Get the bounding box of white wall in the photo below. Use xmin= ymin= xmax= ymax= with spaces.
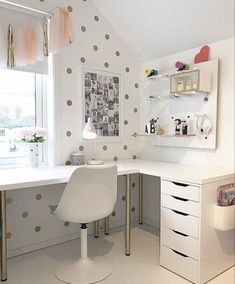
xmin=4 ymin=0 xmax=141 ymax=257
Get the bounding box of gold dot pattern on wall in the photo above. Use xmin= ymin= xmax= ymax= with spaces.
xmin=132 ymin=182 xmax=136 ymax=188
xmin=81 ymin=26 xmax=86 ymax=32
xmin=105 ymin=34 xmax=110 ymax=40
xmin=111 ymin=211 xmax=116 ymax=217
xmin=135 ymin=83 xmax=139 ymax=88
xmin=104 ymin=62 xmax=109 ymax=68
xmin=36 ymin=194 xmax=42 ymax=201
xmin=79 ymin=145 xmax=84 ymax=151
xmin=124 ymin=120 xmax=128 ymax=125
xmin=113 ymin=156 xmax=118 ymax=161
xmin=67 ymin=6 xmax=73 ymax=12
xmin=123 ymin=145 xmax=128 ymax=150
xmin=22 ymin=212 xmax=29 ymax=218
xmin=115 ymin=51 xmax=120 ymax=56
xmin=65 ymin=161 xmax=71 ymax=165
xmin=131 ymin=207 xmax=135 ymax=212
xmin=134 ymin=108 xmax=138 ymax=113
xmin=6 ymin=197 xmax=12 ymax=204
xmin=67 ymin=68 xmax=72 ymax=74
xmin=125 ymin=67 xmax=130 ymax=73
xmin=125 ymin=94 xmax=129 ymax=100
xmin=94 ymin=16 xmax=99 ymax=22
xmin=122 ymin=196 xmax=126 ymax=201
xmin=6 ymin=232 xmax=11 ymax=239
xmin=103 ymin=145 xmax=107 ymax=151
xmin=133 ymin=155 xmax=137 ymax=160
xmin=93 ymin=45 xmax=98 ymax=51
xmin=66 ymin=131 xmax=72 ymax=137
xmin=64 ymin=222 xmax=70 ymax=227
xmin=35 ymin=226 xmax=41 ymax=233
xmin=67 ymin=100 xmax=72 ymax=106
xmin=80 ymin=57 xmax=86 ymax=63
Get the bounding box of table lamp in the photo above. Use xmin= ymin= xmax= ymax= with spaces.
xmin=82 ymin=117 xmax=103 ymax=165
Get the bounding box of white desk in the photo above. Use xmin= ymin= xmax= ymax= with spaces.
xmin=0 ymin=159 xmax=234 ymax=283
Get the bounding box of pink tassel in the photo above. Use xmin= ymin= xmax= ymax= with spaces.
xmin=25 ymin=25 xmax=36 ymax=64
xmin=60 ymin=8 xmax=73 ymax=44
xmin=15 ymin=26 xmax=27 ymax=66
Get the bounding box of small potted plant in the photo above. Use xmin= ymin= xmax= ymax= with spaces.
xmin=14 ymin=127 xmax=46 ymax=167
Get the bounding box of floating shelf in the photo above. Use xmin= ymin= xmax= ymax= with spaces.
xmin=144 ymin=73 xmax=170 ymax=82
xmin=132 ymin=133 xmax=196 ymax=138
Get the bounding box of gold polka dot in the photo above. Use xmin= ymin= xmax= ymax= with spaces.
xmin=66 ymin=131 xmax=71 ymax=137
xmin=64 ymin=222 xmax=70 ymax=227
xmin=103 ymin=145 xmax=107 ymax=151
xmin=134 ymin=108 xmax=138 ymax=113
xmin=80 ymin=57 xmax=86 ymax=63
xmin=113 ymin=156 xmax=118 ymax=161
xmin=6 ymin=197 xmax=12 ymax=204
xmin=122 ymin=196 xmax=126 ymax=201
xmin=124 ymin=120 xmax=128 ymax=125
xmin=112 ymin=211 xmax=116 ymax=217
xmin=125 ymin=67 xmax=130 ymax=72
xmin=81 ymin=26 xmax=86 ymax=32
xmin=125 ymin=94 xmax=129 ymax=100
xmin=131 ymin=207 xmax=135 ymax=212
xmin=67 ymin=68 xmax=72 ymax=74
xmin=93 ymin=45 xmax=98 ymax=51
xmin=35 ymin=226 xmax=41 ymax=233
xmin=67 ymin=100 xmax=72 ymax=106
xmin=135 ymin=83 xmax=139 ymax=88
xmin=105 ymin=34 xmax=110 ymax=40
xmin=22 ymin=212 xmax=28 ymax=218
xmin=115 ymin=51 xmax=120 ymax=56
xmin=132 ymin=182 xmax=136 ymax=188
xmin=6 ymin=232 xmax=11 ymax=239
xmin=104 ymin=62 xmax=109 ymax=68
xmin=67 ymin=6 xmax=73 ymax=12
xmin=133 ymin=155 xmax=137 ymax=160
xmin=94 ymin=16 xmax=99 ymax=22
xmin=79 ymin=145 xmax=84 ymax=151
xmin=123 ymin=145 xmax=128 ymax=150
xmin=65 ymin=161 xmax=71 ymax=165
xmin=36 ymin=194 xmax=42 ymax=201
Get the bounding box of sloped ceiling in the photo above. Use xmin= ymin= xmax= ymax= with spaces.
xmin=93 ymin=0 xmax=234 ymax=60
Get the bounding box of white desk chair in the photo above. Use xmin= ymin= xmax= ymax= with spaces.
xmin=53 ymin=165 xmax=117 ymax=284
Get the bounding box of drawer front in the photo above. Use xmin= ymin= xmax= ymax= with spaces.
xmin=160 ymin=245 xmax=199 ymax=283
xmin=161 ymin=227 xmax=199 ymax=260
xmin=162 ymin=194 xmax=200 ymax=217
xmin=161 ymin=207 xmax=199 ymax=238
xmin=161 ymin=179 xmax=200 ymax=202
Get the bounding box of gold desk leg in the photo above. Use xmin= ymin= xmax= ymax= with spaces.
xmin=104 ymin=216 xmax=110 ymax=235
xmin=125 ymin=175 xmax=131 ymax=256
xmin=139 ymin=174 xmax=143 ymax=225
xmin=0 ymin=191 xmax=7 ymax=281
xmin=94 ymin=220 xmax=99 ymax=238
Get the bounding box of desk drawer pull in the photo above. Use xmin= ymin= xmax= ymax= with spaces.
xmin=172 ymin=196 xmax=189 ymax=202
xmin=172 ymin=230 xmax=188 ymax=237
xmin=172 ymin=209 xmax=189 ymax=216
xmin=172 ymin=181 xmax=189 ymax=187
xmin=172 ymin=249 xmax=189 ymax=258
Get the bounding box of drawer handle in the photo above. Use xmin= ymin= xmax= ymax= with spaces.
xmin=172 ymin=209 xmax=189 ymax=216
xmin=172 ymin=230 xmax=188 ymax=237
xmin=172 ymin=181 xmax=189 ymax=187
xmin=172 ymin=196 xmax=189 ymax=202
xmin=172 ymin=249 xmax=189 ymax=258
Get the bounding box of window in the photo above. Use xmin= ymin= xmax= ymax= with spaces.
xmin=0 ymin=69 xmax=47 ymax=165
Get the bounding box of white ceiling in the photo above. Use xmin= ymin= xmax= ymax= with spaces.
xmin=93 ymin=0 xmax=234 ymax=61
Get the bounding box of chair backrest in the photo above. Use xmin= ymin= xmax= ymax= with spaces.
xmin=55 ymin=165 xmax=117 ymax=224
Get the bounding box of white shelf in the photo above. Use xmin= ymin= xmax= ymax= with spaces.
xmin=132 ymin=133 xmax=196 ymax=138
xmin=144 ymin=73 xmax=170 ymax=82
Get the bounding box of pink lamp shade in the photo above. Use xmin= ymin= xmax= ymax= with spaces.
xmin=82 ymin=117 xmax=97 ymax=140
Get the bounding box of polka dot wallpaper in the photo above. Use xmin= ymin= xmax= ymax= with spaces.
xmin=6 ymin=0 xmax=141 ymax=258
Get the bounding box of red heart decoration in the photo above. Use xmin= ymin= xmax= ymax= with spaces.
xmin=194 ymin=45 xmax=210 ymax=64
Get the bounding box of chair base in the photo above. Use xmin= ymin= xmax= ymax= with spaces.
xmin=54 ymin=257 xmax=113 ymax=284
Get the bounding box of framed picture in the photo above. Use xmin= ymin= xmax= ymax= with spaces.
xmin=80 ymin=67 xmax=122 ymax=140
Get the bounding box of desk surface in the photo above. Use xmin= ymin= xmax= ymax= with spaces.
xmin=0 ymin=159 xmax=233 ymax=191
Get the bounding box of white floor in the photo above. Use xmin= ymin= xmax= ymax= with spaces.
xmin=7 ymin=227 xmax=234 ymax=284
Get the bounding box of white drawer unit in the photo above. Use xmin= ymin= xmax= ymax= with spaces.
xmin=161 ymin=179 xmax=200 ymax=202
xmin=161 ymin=207 xmax=199 ymax=238
xmin=161 ymin=227 xmax=199 ymax=260
xmin=162 ymin=193 xmax=200 ymax=217
xmin=160 ymin=245 xmax=199 ymax=284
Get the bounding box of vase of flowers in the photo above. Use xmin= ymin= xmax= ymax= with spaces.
xmin=14 ymin=127 xmax=46 ymax=167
